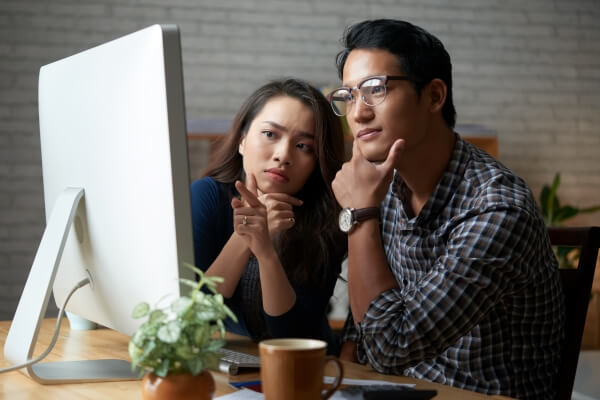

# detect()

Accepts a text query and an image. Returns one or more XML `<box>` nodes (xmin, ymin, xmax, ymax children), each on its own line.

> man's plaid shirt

<box><xmin>343</xmin><ymin>135</ymin><xmax>565</xmax><ymax>400</ymax></box>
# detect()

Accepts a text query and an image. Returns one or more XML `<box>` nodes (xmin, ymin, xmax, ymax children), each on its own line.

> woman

<box><xmin>190</xmin><ymin>78</ymin><xmax>347</xmax><ymax>354</ymax></box>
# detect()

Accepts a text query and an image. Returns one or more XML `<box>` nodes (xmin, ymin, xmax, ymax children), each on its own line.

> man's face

<box><xmin>342</xmin><ymin>48</ymin><xmax>431</xmax><ymax>162</ymax></box>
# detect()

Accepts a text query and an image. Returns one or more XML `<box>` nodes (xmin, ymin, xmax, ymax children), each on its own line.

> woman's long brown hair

<box><xmin>203</xmin><ymin>78</ymin><xmax>347</xmax><ymax>288</ymax></box>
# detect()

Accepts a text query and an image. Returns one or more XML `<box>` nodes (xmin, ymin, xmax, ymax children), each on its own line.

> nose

<box><xmin>349</xmin><ymin>94</ymin><xmax>374</xmax><ymax>124</ymax></box>
<box><xmin>273</xmin><ymin>140</ymin><xmax>292</xmax><ymax>165</ymax></box>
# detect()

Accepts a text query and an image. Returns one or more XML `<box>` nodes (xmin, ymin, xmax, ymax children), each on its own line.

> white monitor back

<box><xmin>38</xmin><ymin>24</ymin><xmax>194</xmax><ymax>335</ymax></box>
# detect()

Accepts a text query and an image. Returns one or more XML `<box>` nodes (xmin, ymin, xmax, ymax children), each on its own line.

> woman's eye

<box><xmin>297</xmin><ymin>143</ymin><xmax>314</xmax><ymax>153</ymax></box>
<box><xmin>262</xmin><ymin>130</ymin><xmax>275</xmax><ymax>138</ymax></box>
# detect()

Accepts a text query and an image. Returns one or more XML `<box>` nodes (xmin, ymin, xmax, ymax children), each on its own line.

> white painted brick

<box><xmin>112</xmin><ymin>5</ymin><xmax>167</xmax><ymax>19</ymax></box>
<box><xmin>47</xmin><ymin>3</ymin><xmax>107</xmax><ymax>17</ymax></box>
<box><xmin>1</xmin><ymin>0</ymin><xmax>600</xmax><ymax>327</ymax></box>
<box><xmin>11</xmin><ymin>164</ymin><xmax>42</xmax><ymax>178</ymax></box>
<box><xmin>169</xmin><ymin>8</ymin><xmax>228</xmax><ymax>22</ymax></box>
<box><xmin>0</xmin><ymin>195</ymin><xmax>9</xmax><ymax>208</ymax></box>
<box><xmin>0</xmin><ymin>1</ymin><xmax>42</xmax><ymax>14</ymax></box>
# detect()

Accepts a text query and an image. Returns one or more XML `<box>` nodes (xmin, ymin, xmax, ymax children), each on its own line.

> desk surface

<box><xmin>0</xmin><ymin>319</ymin><xmax>512</xmax><ymax>399</ymax></box>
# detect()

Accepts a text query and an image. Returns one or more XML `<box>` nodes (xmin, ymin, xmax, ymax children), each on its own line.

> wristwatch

<box><xmin>338</xmin><ymin>207</ymin><xmax>380</xmax><ymax>233</ymax></box>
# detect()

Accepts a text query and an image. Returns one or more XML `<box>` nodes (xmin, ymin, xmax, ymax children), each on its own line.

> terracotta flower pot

<box><xmin>141</xmin><ymin>371</ymin><xmax>215</xmax><ymax>400</ymax></box>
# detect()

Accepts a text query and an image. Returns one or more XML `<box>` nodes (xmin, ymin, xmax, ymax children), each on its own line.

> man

<box><xmin>330</xmin><ymin>19</ymin><xmax>564</xmax><ymax>399</ymax></box>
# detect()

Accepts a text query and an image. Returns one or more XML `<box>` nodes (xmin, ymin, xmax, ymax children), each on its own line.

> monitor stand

<box><xmin>3</xmin><ymin>187</ymin><xmax>139</xmax><ymax>384</ymax></box>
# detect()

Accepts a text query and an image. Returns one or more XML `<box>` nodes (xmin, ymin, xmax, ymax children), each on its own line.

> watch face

<box><xmin>339</xmin><ymin>209</ymin><xmax>353</xmax><ymax>233</ymax></box>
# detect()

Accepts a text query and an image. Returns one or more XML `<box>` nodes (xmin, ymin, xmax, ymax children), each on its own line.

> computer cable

<box><xmin>0</xmin><ymin>277</ymin><xmax>91</xmax><ymax>374</ymax></box>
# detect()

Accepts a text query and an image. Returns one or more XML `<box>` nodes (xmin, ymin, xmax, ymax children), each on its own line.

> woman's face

<box><xmin>239</xmin><ymin>96</ymin><xmax>317</xmax><ymax>195</ymax></box>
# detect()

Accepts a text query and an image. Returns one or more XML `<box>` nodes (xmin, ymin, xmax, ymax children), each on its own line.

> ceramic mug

<box><xmin>259</xmin><ymin>338</ymin><xmax>343</xmax><ymax>400</ymax></box>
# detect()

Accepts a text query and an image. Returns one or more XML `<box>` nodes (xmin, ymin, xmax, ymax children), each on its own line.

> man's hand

<box><xmin>339</xmin><ymin>341</ymin><xmax>358</xmax><ymax>362</ymax></box>
<box><xmin>332</xmin><ymin>138</ymin><xmax>405</xmax><ymax>209</ymax></box>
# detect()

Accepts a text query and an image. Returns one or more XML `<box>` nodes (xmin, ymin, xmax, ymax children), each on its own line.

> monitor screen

<box><xmin>4</xmin><ymin>24</ymin><xmax>195</xmax><ymax>383</ymax></box>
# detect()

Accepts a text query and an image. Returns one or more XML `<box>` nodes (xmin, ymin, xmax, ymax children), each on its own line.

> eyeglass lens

<box><xmin>330</xmin><ymin>77</ymin><xmax>387</xmax><ymax>116</ymax></box>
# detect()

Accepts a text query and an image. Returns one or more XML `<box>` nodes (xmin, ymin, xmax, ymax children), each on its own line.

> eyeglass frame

<box><xmin>328</xmin><ymin>75</ymin><xmax>413</xmax><ymax>117</ymax></box>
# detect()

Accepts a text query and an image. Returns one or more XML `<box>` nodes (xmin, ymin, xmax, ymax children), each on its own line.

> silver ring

<box><xmin>242</xmin><ymin>216</ymin><xmax>248</xmax><ymax>225</ymax></box>
<box><xmin>289</xmin><ymin>217</ymin><xmax>295</xmax><ymax>224</ymax></box>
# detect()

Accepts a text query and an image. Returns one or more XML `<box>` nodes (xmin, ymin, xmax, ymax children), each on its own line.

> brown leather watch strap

<box><xmin>353</xmin><ymin>207</ymin><xmax>380</xmax><ymax>223</ymax></box>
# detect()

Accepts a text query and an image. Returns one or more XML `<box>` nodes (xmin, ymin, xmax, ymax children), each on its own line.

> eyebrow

<box><xmin>262</xmin><ymin>121</ymin><xmax>314</xmax><ymax>140</ymax></box>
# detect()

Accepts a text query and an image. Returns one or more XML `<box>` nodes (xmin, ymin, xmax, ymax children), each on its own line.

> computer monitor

<box><xmin>3</xmin><ymin>24</ymin><xmax>195</xmax><ymax>384</ymax></box>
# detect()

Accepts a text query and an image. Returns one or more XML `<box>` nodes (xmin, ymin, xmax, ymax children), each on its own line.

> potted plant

<box><xmin>128</xmin><ymin>263</ymin><xmax>237</xmax><ymax>400</ymax></box>
<box><xmin>539</xmin><ymin>172</ymin><xmax>600</xmax><ymax>268</ymax></box>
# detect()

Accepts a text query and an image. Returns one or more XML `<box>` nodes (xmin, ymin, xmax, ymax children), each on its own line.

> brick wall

<box><xmin>1</xmin><ymin>0</ymin><xmax>599</xmax><ymax>320</ymax></box>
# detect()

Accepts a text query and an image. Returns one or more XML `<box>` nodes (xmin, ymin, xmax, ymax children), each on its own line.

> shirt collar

<box><xmin>391</xmin><ymin>133</ymin><xmax>469</xmax><ymax>223</ymax></box>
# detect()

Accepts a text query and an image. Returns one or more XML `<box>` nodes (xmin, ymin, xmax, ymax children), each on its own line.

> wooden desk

<box><xmin>0</xmin><ymin>319</ymin><xmax>512</xmax><ymax>399</ymax></box>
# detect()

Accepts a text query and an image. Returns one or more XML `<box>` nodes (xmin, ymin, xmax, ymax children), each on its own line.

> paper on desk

<box><xmin>215</xmin><ymin>388</ymin><xmax>264</xmax><ymax>399</ymax></box>
<box><xmin>324</xmin><ymin>376</ymin><xmax>415</xmax><ymax>387</ymax></box>
<box><xmin>215</xmin><ymin>378</ymin><xmax>414</xmax><ymax>399</ymax></box>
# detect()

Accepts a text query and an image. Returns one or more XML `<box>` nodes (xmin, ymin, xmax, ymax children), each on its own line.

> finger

<box><xmin>234</xmin><ymin>206</ymin><xmax>263</xmax><ymax>217</ymax></box>
<box><xmin>231</xmin><ymin>197</ymin><xmax>244</xmax><ymax>209</ymax></box>
<box><xmin>235</xmin><ymin>180</ymin><xmax>262</xmax><ymax>208</ymax></box>
<box><xmin>267</xmin><ymin>201</ymin><xmax>293</xmax><ymax>212</ymax></box>
<box><xmin>247</xmin><ymin>173</ymin><xmax>258</xmax><ymax>197</ymax></box>
<box><xmin>270</xmin><ymin>210</ymin><xmax>295</xmax><ymax>221</ymax></box>
<box><xmin>262</xmin><ymin>193</ymin><xmax>303</xmax><ymax>207</ymax></box>
<box><xmin>270</xmin><ymin>214</ymin><xmax>296</xmax><ymax>233</ymax></box>
<box><xmin>234</xmin><ymin>214</ymin><xmax>260</xmax><ymax>227</ymax></box>
<box><xmin>381</xmin><ymin>139</ymin><xmax>405</xmax><ymax>172</ymax></box>
<box><xmin>351</xmin><ymin>138</ymin><xmax>363</xmax><ymax>161</ymax></box>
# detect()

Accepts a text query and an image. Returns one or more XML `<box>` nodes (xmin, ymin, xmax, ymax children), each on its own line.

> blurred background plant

<box><xmin>539</xmin><ymin>172</ymin><xmax>600</xmax><ymax>268</ymax></box>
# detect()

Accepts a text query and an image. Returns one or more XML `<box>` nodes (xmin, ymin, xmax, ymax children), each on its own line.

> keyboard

<box><xmin>217</xmin><ymin>348</ymin><xmax>260</xmax><ymax>375</ymax></box>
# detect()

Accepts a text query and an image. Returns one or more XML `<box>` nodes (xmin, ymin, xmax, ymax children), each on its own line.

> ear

<box><xmin>238</xmin><ymin>136</ymin><xmax>246</xmax><ymax>156</ymax></box>
<box><xmin>426</xmin><ymin>78</ymin><xmax>447</xmax><ymax>114</ymax></box>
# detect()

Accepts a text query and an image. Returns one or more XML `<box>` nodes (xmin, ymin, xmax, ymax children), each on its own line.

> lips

<box><xmin>265</xmin><ymin>168</ymin><xmax>289</xmax><ymax>183</ymax></box>
<box><xmin>356</xmin><ymin>128</ymin><xmax>381</xmax><ymax>140</ymax></box>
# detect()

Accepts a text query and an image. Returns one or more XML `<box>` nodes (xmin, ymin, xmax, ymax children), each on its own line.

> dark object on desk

<box><xmin>229</xmin><ymin>380</ymin><xmax>262</xmax><ymax>392</ymax></box>
<box><xmin>549</xmin><ymin>226</ymin><xmax>600</xmax><ymax>400</ymax></box>
<box><xmin>216</xmin><ymin>348</ymin><xmax>260</xmax><ymax>375</ymax></box>
<box><xmin>339</xmin><ymin>385</ymin><xmax>437</xmax><ymax>400</ymax></box>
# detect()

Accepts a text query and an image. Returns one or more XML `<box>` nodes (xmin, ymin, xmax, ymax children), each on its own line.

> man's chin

<box><xmin>363</xmin><ymin>151</ymin><xmax>387</xmax><ymax>164</ymax></box>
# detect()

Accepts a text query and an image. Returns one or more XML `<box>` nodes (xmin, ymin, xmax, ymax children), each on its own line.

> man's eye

<box><xmin>333</xmin><ymin>92</ymin><xmax>353</xmax><ymax>103</ymax></box>
<box><xmin>370</xmin><ymin>85</ymin><xmax>385</xmax><ymax>95</ymax></box>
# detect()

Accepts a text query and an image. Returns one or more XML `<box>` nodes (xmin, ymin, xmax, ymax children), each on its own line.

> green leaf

<box><xmin>157</xmin><ymin>321</ymin><xmax>181</xmax><ymax>343</ymax></box>
<box><xmin>154</xmin><ymin>358</ymin><xmax>170</xmax><ymax>377</ymax></box>
<box><xmin>183</xmin><ymin>262</ymin><xmax>204</xmax><ymax>277</ymax></box>
<box><xmin>193</xmin><ymin>324</ymin><xmax>209</xmax><ymax>345</ymax></box>
<box><xmin>208</xmin><ymin>276</ymin><xmax>224</xmax><ymax>284</ymax></box>
<box><xmin>222</xmin><ymin>304</ymin><xmax>238</xmax><ymax>322</ymax></box>
<box><xmin>203</xmin><ymin>338</ymin><xmax>225</xmax><ymax>353</ymax></box>
<box><xmin>175</xmin><ymin>341</ymin><xmax>196</xmax><ymax>360</ymax></box>
<box><xmin>540</xmin><ymin>185</ymin><xmax>550</xmax><ymax>220</ymax></box>
<box><xmin>580</xmin><ymin>205</ymin><xmax>600</xmax><ymax>214</ymax></box>
<box><xmin>132</xmin><ymin>302</ymin><xmax>150</xmax><ymax>319</ymax></box>
<box><xmin>546</xmin><ymin>173</ymin><xmax>560</xmax><ymax>224</ymax></box>
<box><xmin>195</xmin><ymin>309</ymin><xmax>218</xmax><ymax>321</ymax></box>
<box><xmin>171</xmin><ymin>297</ymin><xmax>193</xmax><ymax>316</ymax></box>
<box><xmin>128</xmin><ymin>341</ymin><xmax>143</xmax><ymax>364</ymax></box>
<box><xmin>148</xmin><ymin>309</ymin><xmax>166</xmax><ymax>324</ymax></box>
<box><xmin>553</xmin><ymin>206</ymin><xmax>579</xmax><ymax>224</ymax></box>
<box><xmin>186</xmin><ymin>358</ymin><xmax>204</xmax><ymax>376</ymax></box>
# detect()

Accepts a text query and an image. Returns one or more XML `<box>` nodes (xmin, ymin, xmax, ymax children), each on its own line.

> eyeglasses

<box><xmin>328</xmin><ymin>75</ymin><xmax>412</xmax><ymax>117</ymax></box>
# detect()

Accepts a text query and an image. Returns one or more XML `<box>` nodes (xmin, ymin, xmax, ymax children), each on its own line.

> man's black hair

<box><xmin>336</xmin><ymin>19</ymin><xmax>457</xmax><ymax>128</ymax></box>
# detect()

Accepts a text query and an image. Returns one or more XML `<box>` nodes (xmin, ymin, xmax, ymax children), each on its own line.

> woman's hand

<box><xmin>258</xmin><ymin>192</ymin><xmax>303</xmax><ymax>238</ymax></box>
<box><xmin>232</xmin><ymin>174</ymin><xmax>275</xmax><ymax>259</ymax></box>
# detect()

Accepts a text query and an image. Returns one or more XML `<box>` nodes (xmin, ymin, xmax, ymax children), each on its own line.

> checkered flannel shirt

<box><xmin>342</xmin><ymin>135</ymin><xmax>565</xmax><ymax>400</ymax></box>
